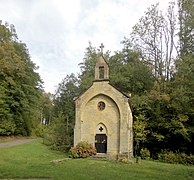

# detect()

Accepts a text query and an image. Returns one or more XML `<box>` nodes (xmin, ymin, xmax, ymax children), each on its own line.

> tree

<box><xmin>171</xmin><ymin>55</ymin><xmax>194</xmax><ymax>153</ymax></box>
<box><xmin>48</xmin><ymin>74</ymin><xmax>79</xmax><ymax>149</ymax></box>
<box><xmin>133</xmin><ymin>114</ymin><xmax>150</xmax><ymax>156</ymax></box>
<box><xmin>39</xmin><ymin>93</ymin><xmax>53</xmax><ymax>125</ymax></box>
<box><xmin>110</xmin><ymin>48</ymin><xmax>154</xmax><ymax>95</ymax></box>
<box><xmin>78</xmin><ymin>42</ymin><xmax>98</xmax><ymax>92</ymax></box>
<box><xmin>0</xmin><ymin>21</ymin><xmax>42</xmax><ymax>136</ymax></box>
<box><xmin>120</xmin><ymin>2</ymin><xmax>194</xmax><ymax>156</ymax></box>
<box><xmin>128</xmin><ymin>2</ymin><xmax>177</xmax><ymax>81</ymax></box>
<box><xmin>178</xmin><ymin>0</ymin><xmax>194</xmax><ymax>58</ymax></box>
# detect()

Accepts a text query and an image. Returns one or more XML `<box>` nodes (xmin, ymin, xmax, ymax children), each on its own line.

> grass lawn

<box><xmin>0</xmin><ymin>139</ymin><xmax>194</xmax><ymax>180</ymax></box>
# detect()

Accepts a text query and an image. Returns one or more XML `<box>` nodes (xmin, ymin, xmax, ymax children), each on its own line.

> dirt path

<box><xmin>0</xmin><ymin>138</ymin><xmax>37</xmax><ymax>148</ymax></box>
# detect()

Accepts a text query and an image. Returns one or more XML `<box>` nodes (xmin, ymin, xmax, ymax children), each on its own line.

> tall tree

<box><xmin>178</xmin><ymin>0</ymin><xmax>194</xmax><ymax>58</ymax></box>
<box><xmin>78</xmin><ymin>42</ymin><xmax>98</xmax><ymax>92</ymax></box>
<box><xmin>39</xmin><ymin>93</ymin><xmax>53</xmax><ymax>125</ymax></box>
<box><xmin>50</xmin><ymin>74</ymin><xmax>79</xmax><ymax>148</ymax></box>
<box><xmin>110</xmin><ymin>48</ymin><xmax>154</xmax><ymax>95</ymax></box>
<box><xmin>0</xmin><ymin>22</ymin><xmax>42</xmax><ymax>136</ymax></box>
<box><xmin>127</xmin><ymin>2</ymin><xmax>177</xmax><ymax>81</ymax></box>
<box><xmin>171</xmin><ymin>55</ymin><xmax>194</xmax><ymax>153</ymax></box>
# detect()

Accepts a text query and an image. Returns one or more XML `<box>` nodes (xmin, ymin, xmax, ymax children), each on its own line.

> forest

<box><xmin>0</xmin><ymin>0</ymin><xmax>194</xmax><ymax>162</ymax></box>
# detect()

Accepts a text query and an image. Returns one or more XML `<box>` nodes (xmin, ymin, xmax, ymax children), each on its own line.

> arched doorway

<box><xmin>95</xmin><ymin>123</ymin><xmax>107</xmax><ymax>153</ymax></box>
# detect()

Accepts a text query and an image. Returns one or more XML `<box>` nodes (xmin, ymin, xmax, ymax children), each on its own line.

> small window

<box><xmin>98</xmin><ymin>101</ymin><xmax>105</xmax><ymax>111</ymax></box>
<box><xmin>99</xmin><ymin>66</ymin><xmax>104</xmax><ymax>79</ymax></box>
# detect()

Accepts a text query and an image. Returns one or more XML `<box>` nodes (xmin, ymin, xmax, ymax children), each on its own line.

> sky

<box><xmin>0</xmin><ymin>0</ymin><xmax>170</xmax><ymax>93</ymax></box>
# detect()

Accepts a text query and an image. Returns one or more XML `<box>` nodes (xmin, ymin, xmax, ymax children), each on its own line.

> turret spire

<box><xmin>94</xmin><ymin>43</ymin><xmax>109</xmax><ymax>81</ymax></box>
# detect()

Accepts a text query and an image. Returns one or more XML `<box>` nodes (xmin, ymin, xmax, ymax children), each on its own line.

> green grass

<box><xmin>0</xmin><ymin>140</ymin><xmax>194</xmax><ymax>180</ymax></box>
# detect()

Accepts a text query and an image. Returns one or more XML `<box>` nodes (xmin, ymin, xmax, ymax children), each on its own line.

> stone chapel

<box><xmin>74</xmin><ymin>44</ymin><xmax>133</xmax><ymax>159</ymax></box>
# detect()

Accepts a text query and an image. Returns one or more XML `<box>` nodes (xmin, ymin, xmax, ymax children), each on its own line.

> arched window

<box><xmin>99</xmin><ymin>66</ymin><xmax>104</xmax><ymax>79</ymax></box>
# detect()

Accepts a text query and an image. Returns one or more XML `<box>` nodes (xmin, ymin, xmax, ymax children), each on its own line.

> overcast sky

<box><xmin>0</xmin><ymin>0</ymin><xmax>170</xmax><ymax>93</ymax></box>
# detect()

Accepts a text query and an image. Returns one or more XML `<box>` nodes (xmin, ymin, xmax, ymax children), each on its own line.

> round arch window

<box><xmin>98</xmin><ymin>101</ymin><xmax>105</xmax><ymax>111</ymax></box>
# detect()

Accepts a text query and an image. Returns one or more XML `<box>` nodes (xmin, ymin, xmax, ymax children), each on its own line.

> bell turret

<box><xmin>94</xmin><ymin>43</ymin><xmax>109</xmax><ymax>81</ymax></box>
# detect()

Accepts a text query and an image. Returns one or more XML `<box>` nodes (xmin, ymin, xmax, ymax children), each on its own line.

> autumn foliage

<box><xmin>70</xmin><ymin>141</ymin><xmax>96</xmax><ymax>158</ymax></box>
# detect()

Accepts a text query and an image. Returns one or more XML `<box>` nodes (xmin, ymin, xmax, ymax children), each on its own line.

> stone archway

<box><xmin>95</xmin><ymin>123</ymin><xmax>107</xmax><ymax>153</ymax></box>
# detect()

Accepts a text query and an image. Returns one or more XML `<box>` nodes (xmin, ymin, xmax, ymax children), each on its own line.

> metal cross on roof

<box><xmin>99</xmin><ymin>43</ymin><xmax>104</xmax><ymax>53</ymax></box>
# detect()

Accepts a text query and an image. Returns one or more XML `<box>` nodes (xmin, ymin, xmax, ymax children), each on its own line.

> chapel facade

<box><xmin>74</xmin><ymin>45</ymin><xmax>133</xmax><ymax>159</ymax></box>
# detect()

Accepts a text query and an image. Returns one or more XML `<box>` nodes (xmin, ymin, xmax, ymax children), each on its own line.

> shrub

<box><xmin>35</xmin><ymin>124</ymin><xmax>48</xmax><ymax>137</ymax></box>
<box><xmin>69</xmin><ymin>141</ymin><xmax>97</xmax><ymax>158</ymax></box>
<box><xmin>158</xmin><ymin>151</ymin><xmax>194</xmax><ymax>165</ymax></box>
<box><xmin>51</xmin><ymin>144</ymin><xmax>72</xmax><ymax>152</ymax></box>
<box><xmin>0</xmin><ymin>119</ymin><xmax>16</xmax><ymax>136</ymax></box>
<box><xmin>41</xmin><ymin>125</ymin><xmax>56</xmax><ymax>146</ymax></box>
<box><xmin>187</xmin><ymin>155</ymin><xmax>194</xmax><ymax>165</ymax></box>
<box><xmin>140</xmin><ymin>148</ymin><xmax>150</xmax><ymax>160</ymax></box>
<box><xmin>158</xmin><ymin>151</ymin><xmax>178</xmax><ymax>164</ymax></box>
<box><xmin>41</xmin><ymin>115</ymin><xmax>74</xmax><ymax>152</ymax></box>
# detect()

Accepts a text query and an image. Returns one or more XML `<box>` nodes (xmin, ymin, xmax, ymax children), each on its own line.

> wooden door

<box><xmin>95</xmin><ymin>134</ymin><xmax>107</xmax><ymax>153</ymax></box>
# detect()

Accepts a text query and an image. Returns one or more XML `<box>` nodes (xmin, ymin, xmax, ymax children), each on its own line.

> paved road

<box><xmin>0</xmin><ymin>138</ymin><xmax>36</xmax><ymax>148</ymax></box>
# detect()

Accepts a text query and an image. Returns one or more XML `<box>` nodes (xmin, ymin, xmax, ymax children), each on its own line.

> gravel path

<box><xmin>0</xmin><ymin>138</ymin><xmax>36</xmax><ymax>148</ymax></box>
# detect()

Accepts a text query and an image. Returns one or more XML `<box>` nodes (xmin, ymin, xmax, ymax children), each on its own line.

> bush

<box><xmin>69</xmin><ymin>141</ymin><xmax>97</xmax><ymax>158</ymax></box>
<box><xmin>140</xmin><ymin>148</ymin><xmax>150</xmax><ymax>160</ymax></box>
<box><xmin>0</xmin><ymin>119</ymin><xmax>16</xmax><ymax>136</ymax></box>
<box><xmin>41</xmin><ymin>125</ymin><xmax>57</xmax><ymax>147</ymax></box>
<box><xmin>187</xmin><ymin>155</ymin><xmax>194</xmax><ymax>165</ymax></box>
<box><xmin>51</xmin><ymin>144</ymin><xmax>72</xmax><ymax>152</ymax></box>
<box><xmin>158</xmin><ymin>151</ymin><xmax>194</xmax><ymax>165</ymax></box>
<box><xmin>41</xmin><ymin>115</ymin><xmax>74</xmax><ymax>152</ymax></box>
<box><xmin>35</xmin><ymin>124</ymin><xmax>48</xmax><ymax>137</ymax></box>
<box><xmin>158</xmin><ymin>151</ymin><xmax>178</xmax><ymax>164</ymax></box>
